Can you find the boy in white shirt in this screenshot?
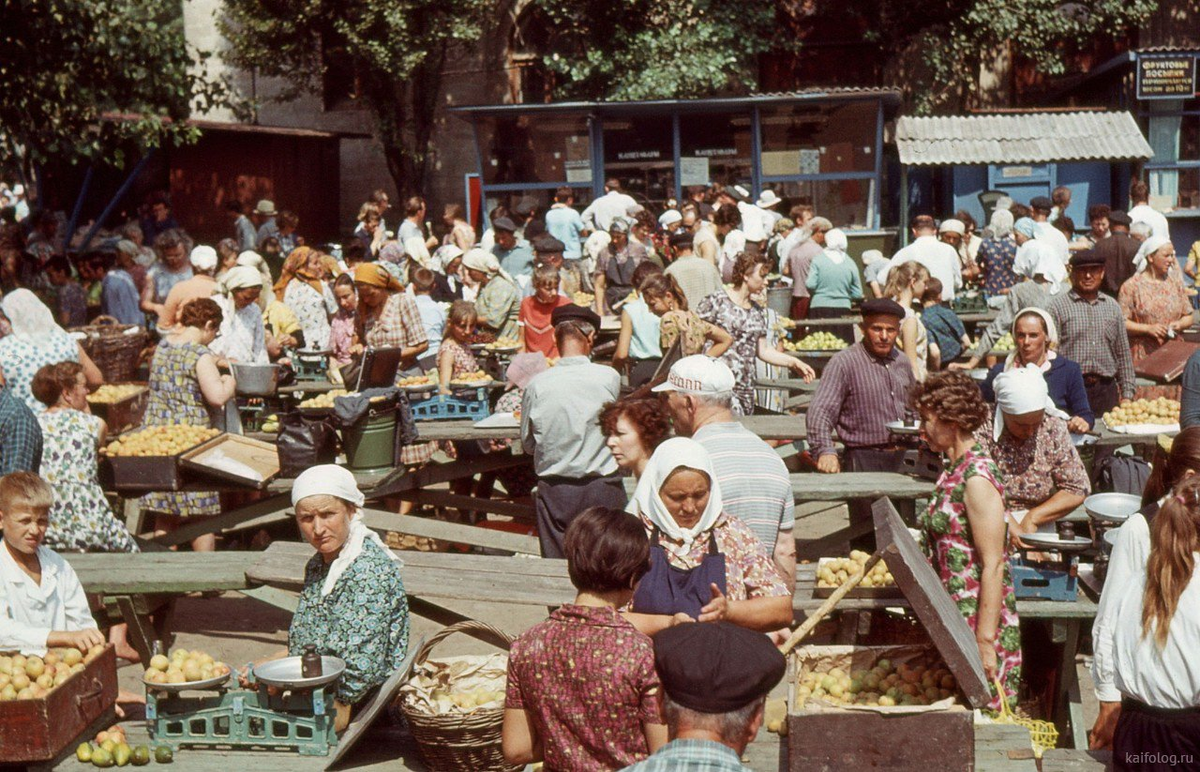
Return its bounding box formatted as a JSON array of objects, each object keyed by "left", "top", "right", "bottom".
[{"left": 0, "top": 472, "right": 104, "bottom": 657}]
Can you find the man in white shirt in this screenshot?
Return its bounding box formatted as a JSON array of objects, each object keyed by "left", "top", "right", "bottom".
[
  {"left": 0, "top": 472, "right": 105, "bottom": 657},
  {"left": 756, "top": 189, "right": 783, "bottom": 233},
  {"left": 878, "top": 215, "right": 962, "bottom": 301},
  {"left": 581, "top": 179, "right": 638, "bottom": 232},
  {"left": 1030, "top": 196, "right": 1070, "bottom": 264},
  {"left": 1128, "top": 178, "right": 1170, "bottom": 242}
]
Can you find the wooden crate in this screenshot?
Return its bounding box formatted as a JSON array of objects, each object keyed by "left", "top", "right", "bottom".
[
  {"left": 88, "top": 384, "right": 149, "bottom": 436},
  {"left": 0, "top": 645, "right": 118, "bottom": 763},
  {"left": 101, "top": 434, "right": 224, "bottom": 491},
  {"left": 180, "top": 433, "right": 280, "bottom": 489}
]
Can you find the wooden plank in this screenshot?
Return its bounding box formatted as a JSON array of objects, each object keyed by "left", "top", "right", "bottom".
[
  {"left": 237, "top": 585, "right": 300, "bottom": 613},
  {"left": 150, "top": 493, "right": 291, "bottom": 547},
  {"left": 359, "top": 508, "right": 539, "bottom": 555},
  {"left": 67, "top": 552, "right": 257, "bottom": 595},
  {"left": 1039, "top": 749, "right": 1113, "bottom": 771},
  {"left": 391, "top": 489, "right": 535, "bottom": 521},
  {"left": 415, "top": 414, "right": 810, "bottom": 442},
  {"left": 621, "top": 472, "right": 934, "bottom": 503}
]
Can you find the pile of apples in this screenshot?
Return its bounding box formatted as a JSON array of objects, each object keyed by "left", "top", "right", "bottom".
[
  {"left": 0, "top": 646, "right": 100, "bottom": 701},
  {"left": 796, "top": 655, "right": 959, "bottom": 709},
  {"left": 76, "top": 725, "right": 172, "bottom": 767},
  {"left": 143, "top": 648, "right": 231, "bottom": 687}
]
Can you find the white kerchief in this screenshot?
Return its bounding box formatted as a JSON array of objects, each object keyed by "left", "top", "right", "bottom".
[
  {"left": 292, "top": 465, "right": 402, "bottom": 597},
  {"left": 625, "top": 438, "right": 724, "bottom": 558},
  {"left": 992, "top": 364, "right": 1066, "bottom": 441},
  {"left": 822, "top": 229, "right": 849, "bottom": 265}
]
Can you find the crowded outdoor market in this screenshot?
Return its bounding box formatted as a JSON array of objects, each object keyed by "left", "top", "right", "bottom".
[{"left": 5, "top": 5, "right": 1200, "bottom": 771}]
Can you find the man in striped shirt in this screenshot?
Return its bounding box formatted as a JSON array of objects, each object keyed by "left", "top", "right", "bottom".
[{"left": 657, "top": 356, "right": 796, "bottom": 586}]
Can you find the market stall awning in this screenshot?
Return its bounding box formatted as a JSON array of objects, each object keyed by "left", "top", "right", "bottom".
[{"left": 895, "top": 110, "right": 1153, "bottom": 166}]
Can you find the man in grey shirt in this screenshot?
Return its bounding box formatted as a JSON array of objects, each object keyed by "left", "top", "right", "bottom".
[
  {"left": 521, "top": 304, "right": 626, "bottom": 557},
  {"left": 665, "top": 231, "right": 724, "bottom": 310}
]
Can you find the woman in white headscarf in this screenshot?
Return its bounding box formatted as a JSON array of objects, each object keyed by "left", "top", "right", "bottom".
[
  {"left": 976, "top": 364, "right": 1090, "bottom": 545},
  {"left": 464, "top": 248, "right": 521, "bottom": 341},
  {"left": 805, "top": 228, "right": 863, "bottom": 340},
  {"left": 952, "top": 226, "right": 1068, "bottom": 373},
  {"left": 1118, "top": 236, "right": 1192, "bottom": 363},
  {"left": 248, "top": 465, "right": 408, "bottom": 730},
  {"left": 623, "top": 438, "right": 792, "bottom": 635},
  {"left": 980, "top": 307, "right": 1093, "bottom": 432},
  {"left": 210, "top": 266, "right": 270, "bottom": 364},
  {"left": 236, "top": 250, "right": 274, "bottom": 311},
  {"left": 0, "top": 289, "right": 101, "bottom": 411},
  {"left": 977, "top": 209, "right": 1020, "bottom": 308}
]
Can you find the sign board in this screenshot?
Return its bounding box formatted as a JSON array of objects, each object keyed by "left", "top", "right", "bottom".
[
  {"left": 1137, "top": 55, "right": 1198, "bottom": 100},
  {"left": 679, "top": 156, "right": 711, "bottom": 186},
  {"left": 799, "top": 149, "right": 821, "bottom": 176},
  {"left": 564, "top": 137, "right": 592, "bottom": 184}
]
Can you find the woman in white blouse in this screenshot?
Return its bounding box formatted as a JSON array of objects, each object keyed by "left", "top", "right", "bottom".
[
  {"left": 0, "top": 472, "right": 104, "bottom": 659},
  {"left": 1091, "top": 428, "right": 1200, "bottom": 749},
  {"left": 1105, "top": 475, "right": 1200, "bottom": 765},
  {"left": 211, "top": 267, "right": 270, "bottom": 365}
]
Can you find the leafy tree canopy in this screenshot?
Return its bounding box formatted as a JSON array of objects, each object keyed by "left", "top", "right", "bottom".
[{"left": 0, "top": 0, "right": 229, "bottom": 176}]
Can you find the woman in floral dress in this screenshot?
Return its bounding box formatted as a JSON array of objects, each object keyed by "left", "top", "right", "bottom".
[
  {"left": 1118, "top": 236, "right": 1193, "bottom": 364},
  {"left": 0, "top": 289, "right": 102, "bottom": 412},
  {"left": 140, "top": 298, "right": 237, "bottom": 551},
  {"left": 278, "top": 247, "right": 337, "bottom": 350},
  {"left": 696, "top": 251, "right": 813, "bottom": 415},
  {"left": 437, "top": 300, "right": 481, "bottom": 394},
  {"left": 912, "top": 371, "right": 1021, "bottom": 710}
]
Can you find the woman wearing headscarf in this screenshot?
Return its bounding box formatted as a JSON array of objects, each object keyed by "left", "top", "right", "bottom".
[
  {"left": 976, "top": 364, "right": 1090, "bottom": 546},
  {"left": 977, "top": 209, "right": 1020, "bottom": 308},
  {"left": 1118, "top": 236, "right": 1193, "bottom": 363},
  {"left": 353, "top": 263, "right": 428, "bottom": 365},
  {"left": 623, "top": 438, "right": 792, "bottom": 635},
  {"left": 210, "top": 266, "right": 270, "bottom": 364},
  {"left": 0, "top": 289, "right": 101, "bottom": 412},
  {"left": 951, "top": 228, "right": 1067, "bottom": 373},
  {"left": 463, "top": 248, "right": 521, "bottom": 341},
  {"left": 277, "top": 246, "right": 337, "bottom": 351},
  {"left": 911, "top": 372, "right": 1020, "bottom": 711},
  {"left": 980, "top": 308, "right": 1093, "bottom": 431},
  {"left": 429, "top": 245, "right": 465, "bottom": 302},
  {"left": 805, "top": 228, "right": 864, "bottom": 342},
  {"left": 237, "top": 250, "right": 275, "bottom": 310},
  {"left": 249, "top": 464, "right": 409, "bottom": 731}
]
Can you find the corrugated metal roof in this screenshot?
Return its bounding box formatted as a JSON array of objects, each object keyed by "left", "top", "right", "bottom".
[{"left": 896, "top": 111, "right": 1153, "bottom": 166}]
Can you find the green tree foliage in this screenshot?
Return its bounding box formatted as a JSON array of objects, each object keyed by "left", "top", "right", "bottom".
[
  {"left": 220, "top": 0, "right": 489, "bottom": 198},
  {"left": 532, "top": 0, "right": 782, "bottom": 100},
  {"left": 835, "top": 0, "right": 1158, "bottom": 112},
  {"left": 0, "top": 0, "right": 229, "bottom": 187}
]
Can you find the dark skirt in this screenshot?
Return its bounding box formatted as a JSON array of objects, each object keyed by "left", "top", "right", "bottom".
[{"left": 1113, "top": 697, "right": 1200, "bottom": 771}]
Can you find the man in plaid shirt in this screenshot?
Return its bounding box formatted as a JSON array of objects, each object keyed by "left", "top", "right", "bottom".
[{"left": 0, "top": 386, "right": 41, "bottom": 475}]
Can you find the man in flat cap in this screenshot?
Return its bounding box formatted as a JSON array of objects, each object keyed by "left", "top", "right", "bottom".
[
  {"left": 521, "top": 304, "right": 625, "bottom": 558},
  {"left": 621, "top": 622, "right": 785, "bottom": 771},
  {"left": 528, "top": 235, "right": 582, "bottom": 298},
  {"left": 1046, "top": 250, "right": 1135, "bottom": 443},
  {"left": 1092, "top": 210, "right": 1139, "bottom": 297},
  {"left": 808, "top": 298, "right": 918, "bottom": 546},
  {"left": 1029, "top": 195, "right": 1070, "bottom": 264},
  {"left": 492, "top": 216, "right": 536, "bottom": 283}
]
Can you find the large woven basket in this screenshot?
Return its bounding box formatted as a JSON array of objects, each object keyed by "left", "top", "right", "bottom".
[
  {"left": 400, "top": 620, "right": 518, "bottom": 772},
  {"left": 73, "top": 315, "right": 148, "bottom": 382}
]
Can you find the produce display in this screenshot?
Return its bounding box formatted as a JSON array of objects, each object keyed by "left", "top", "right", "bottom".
[
  {"left": 76, "top": 728, "right": 172, "bottom": 767},
  {"left": 1104, "top": 397, "right": 1181, "bottom": 427},
  {"left": 993, "top": 333, "right": 1014, "bottom": 352},
  {"left": 450, "top": 370, "right": 490, "bottom": 385},
  {"left": 102, "top": 426, "right": 220, "bottom": 457},
  {"left": 0, "top": 646, "right": 100, "bottom": 701},
  {"left": 773, "top": 317, "right": 797, "bottom": 331},
  {"left": 787, "top": 331, "right": 848, "bottom": 352},
  {"left": 796, "top": 654, "right": 958, "bottom": 708},
  {"left": 142, "top": 647, "right": 231, "bottom": 686},
  {"left": 429, "top": 687, "right": 505, "bottom": 712},
  {"left": 816, "top": 551, "right": 895, "bottom": 589},
  {"left": 397, "top": 375, "right": 434, "bottom": 388},
  {"left": 299, "top": 390, "right": 350, "bottom": 409},
  {"left": 87, "top": 384, "right": 145, "bottom": 404},
  {"left": 572, "top": 291, "right": 594, "bottom": 307},
  {"left": 261, "top": 414, "right": 280, "bottom": 433},
  {"left": 485, "top": 336, "right": 520, "bottom": 351}
]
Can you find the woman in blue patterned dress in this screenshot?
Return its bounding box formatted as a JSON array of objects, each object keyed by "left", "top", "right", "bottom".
[
  {"left": 140, "top": 298, "right": 237, "bottom": 551},
  {"left": 245, "top": 465, "right": 409, "bottom": 731}
]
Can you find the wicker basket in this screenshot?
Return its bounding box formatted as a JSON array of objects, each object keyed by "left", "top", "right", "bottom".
[
  {"left": 400, "top": 620, "right": 518, "bottom": 772},
  {"left": 73, "top": 316, "right": 148, "bottom": 383}
]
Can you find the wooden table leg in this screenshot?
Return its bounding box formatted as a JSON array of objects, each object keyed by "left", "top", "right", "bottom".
[
  {"left": 1052, "top": 619, "right": 1083, "bottom": 748},
  {"left": 115, "top": 595, "right": 155, "bottom": 664}
]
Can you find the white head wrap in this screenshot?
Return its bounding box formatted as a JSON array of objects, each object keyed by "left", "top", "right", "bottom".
[
  {"left": 1, "top": 289, "right": 64, "bottom": 338},
  {"left": 822, "top": 228, "right": 849, "bottom": 265},
  {"left": 1133, "top": 235, "right": 1172, "bottom": 274},
  {"left": 992, "top": 364, "right": 1065, "bottom": 441},
  {"left": 189, "top": 245, "right": 218, "bottom": 272},
  {"left": 989, "top": 209, "right": 1014, "bottom": 239},
  {"left": 463, "top": 247, "right": 517, "bottom": 288},
  {"left": 659, "top": 209, "right": 683, "bottom": 228},
  {"left": 861, "top": 249, "right": 884, "bottom": 265},
  {"left": 431, "top": 245, "right": 463, "bottom": 274},
  {"left": 625, "top": 438, "right": 724, "bottom": 559},
  {"left": 1004, "top": 307, "right": 1058, "bottom": 369},
  {"left": 221, "top": 265, "right": 264, "bottom": 293},
  {"left": 1013, "top": 240, "right": 1065, "bottom": 294},
  {"left": 292, "top": 464, "right": 402, "bottom": 597},
  {"left": 939, "top": 219, "right": 966, "bottom": 235}
]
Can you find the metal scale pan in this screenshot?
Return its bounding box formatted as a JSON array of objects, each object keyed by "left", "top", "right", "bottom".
[{"left": 253, "top": 655, "right": 346, "bottom": 690}]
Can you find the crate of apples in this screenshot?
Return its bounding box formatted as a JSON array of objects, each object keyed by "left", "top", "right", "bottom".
[
  {"left": 1104, "top": 397, "right": 1181, "bottom": 430},
  {"left": 102, "top": 425, "right": 219, "bottom": 457},
  {"left": 794, "top": 650, "right": 959, "bottom": 709},
  {"left": 143, "top": 647, "right": 231, "bottom": 688},
  {"left": 814, "top": 550, "right": 901, "bottom": 598},
  {"left": 87, "top": 384, "right": 146, "bottom": 404},
  {"left": 0, "top": 647, "right": 96, "bottom": 701}
]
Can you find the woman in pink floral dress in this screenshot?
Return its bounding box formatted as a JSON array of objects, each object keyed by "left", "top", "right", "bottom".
[{"left": 913, "top": 372, "right": 1022, "bottom": 710}]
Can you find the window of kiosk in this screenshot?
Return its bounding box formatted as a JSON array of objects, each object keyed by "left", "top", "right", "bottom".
[
  {"left": 679, "top": 112, "right": 753, "bottom": 190},
  {"left": 602, "top": 116, "right": 674, "bottom": 208},
  {"left": 475, "top": 114, "right": 592, "bottom": 186},
  {"left": 768, "top": 179, "right": 875, "bottom": 229},
  {"left": 1144, "top": 98, "right": 1200, "bottom": 212},
  {"left": 758, "top": 102, "right": 877, "bottom": 175}
]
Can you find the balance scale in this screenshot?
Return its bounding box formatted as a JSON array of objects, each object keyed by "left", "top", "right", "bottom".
[
  {"left": 1083, "top": 492, "right": 1141, "bottom": 585},
  {"left": 292, "top": 349, "right": 330, "bottom": 381},
  {"left": 145, "top": 656, "right": 345, "bottom": 756},
  {"left": 1010, "top": 525, "right": 1092, "bottom": 602},
  {"left": 236, "top": 396, "right": 282, "bottom": 434}
]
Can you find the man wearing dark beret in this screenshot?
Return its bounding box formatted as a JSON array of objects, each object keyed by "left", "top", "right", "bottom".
[
  {"left": 621, "top": 622, "right": 785, "bottom": 771},
  {"left": 492, "top": 216, "right": 536, "bottom": 280},
  {"left": 1029, "top": 195, "right": 1069, "bottom": 263},
  {"left": 1091, "top": 210, "right": 1139, "bottom": 297},
  {"left": 807, "top": 296, "right": 917, "bottom": 548},
  {"left": 528, "top": 235, "right": 582, "bottom": 298},
  {"left": 521, "top": 304, "right": 625, "bottom": 558}
]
